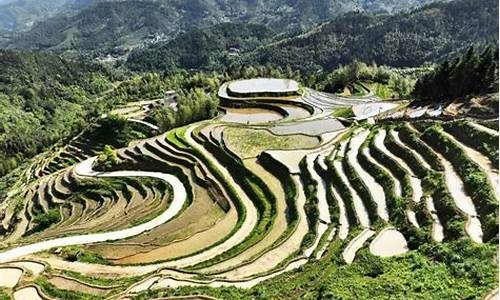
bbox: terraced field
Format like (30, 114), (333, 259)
(0, 79), (497, 300)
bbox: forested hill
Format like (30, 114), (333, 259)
(3, 0), (443, 56)
(0, 50), (119, 176)
(124, 0), (498, 73)
(126, 23), (276, 72)
(246, 0), (498, 72)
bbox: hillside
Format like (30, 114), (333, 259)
(246, 0), (498, 72)
(126, 23), (276, 72)
(3, 0), (443, 56)
(124, 0), (497, 73)
(0, 49), (119, 176)
(0, 1), (498, 300)
(0, 50), (497, 299)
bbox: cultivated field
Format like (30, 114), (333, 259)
(0, 79), (497, 300)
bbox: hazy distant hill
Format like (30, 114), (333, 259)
(0, 0), (102, 32)
(3, 0), (443, 54)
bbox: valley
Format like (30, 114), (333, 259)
(0, 0), (498, 299)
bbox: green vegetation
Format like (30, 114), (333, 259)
(61, 270), (145, 287)
(442, 120), (499, 166)
(420, 124), (498, 242)
(132, 239), (498, 300)
(0, 4), (496, 298)
(97, 145), (121, 170)
(313, 61), (415, 96)
(3, 0), (446, 57)
(0, 49), (119, 177)
(35, 277), (105, 300)
(247, 0), (498, 73)
(127, 23), (275, 72)
(413, 46), (499, 102)
(58, 246), (112, 265)
(9, 0), (492, 74)
(147, 88), (219, 132)
(332, 108), (354, 118)
(342, 145), (380, 225)
(298, 159), (320, 249)
(0, 289), (10, 300)
(28, 209), (62, 234)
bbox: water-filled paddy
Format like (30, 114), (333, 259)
(228, 78), (299, 95)
(220, 108), (284, 124)
(269, 118), (345, 135)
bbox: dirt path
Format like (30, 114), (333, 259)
(49, 275), (111, 296)
(373, 130), (421, 227)
(484, 288), (499, 300)
(210, 175), (308, 279)
(149, 258), (310, 290)
(316, 227), (337, 259)
(362, 147), (402, 197)
(391, 131), (431, 170)
(306, 154), (331, 223)
(391, 130), (445, 241)
(197, 159), (289, 274)
(0, 157), (188, 263)
(128, 119), (160, 131)
(425, 197), (444, 242)
(385, 131), (424, 203)
(329, 185), (349, 239)
(348, 130), (389, 221)
(159, 125), (257, 268)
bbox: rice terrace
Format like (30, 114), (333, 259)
(0, 66), (498, 299)
(0, 0), (498, 298)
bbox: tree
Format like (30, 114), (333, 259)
(97, 145), (121, 169)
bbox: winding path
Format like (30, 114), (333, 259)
(0, 157), (188, 263)
(128, 118), (160, 131)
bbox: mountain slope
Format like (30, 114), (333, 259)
(4, 0), (443, 55)
(0, 49), (117, 175)
(246, 0), (498, 72)
(126, 23), (276, 72)
(125, 0), (498, 73)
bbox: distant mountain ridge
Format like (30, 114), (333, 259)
(2, 0), (443, 54)
(0, 0), (103, 32)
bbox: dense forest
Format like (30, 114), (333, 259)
(0, 50), (121, 176)
(122, 0), (498, 74)
(413, 46), (499, 102)
(126, 23), (276, 72)
(247, 0), (498, 73)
